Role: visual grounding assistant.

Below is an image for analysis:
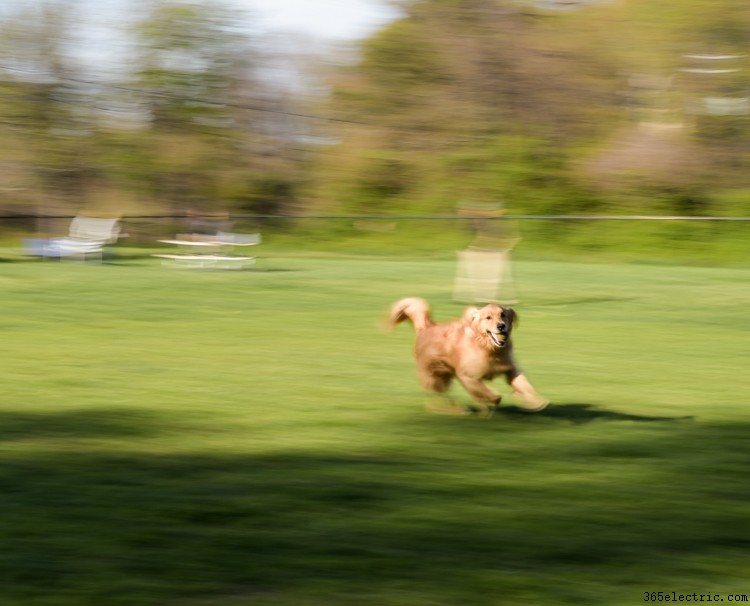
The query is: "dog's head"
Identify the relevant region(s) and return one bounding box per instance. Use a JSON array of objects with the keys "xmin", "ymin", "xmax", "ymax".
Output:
[{"xmin": 464, "ymin": 304, "xmax": 517, "ymax": 349}]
